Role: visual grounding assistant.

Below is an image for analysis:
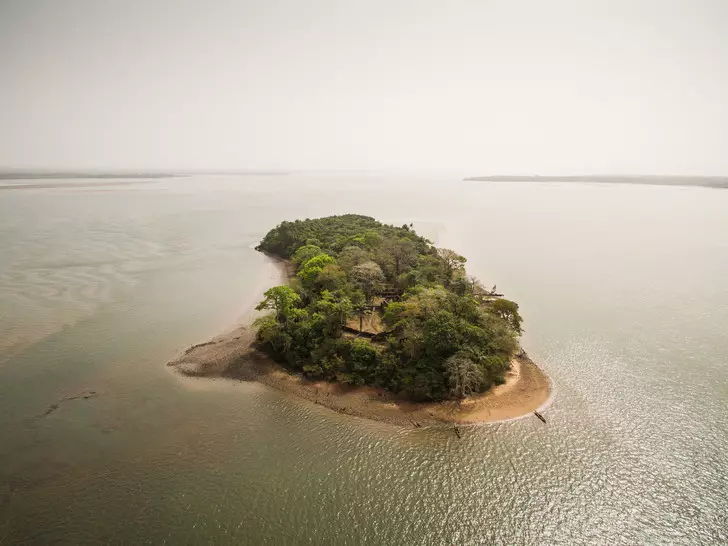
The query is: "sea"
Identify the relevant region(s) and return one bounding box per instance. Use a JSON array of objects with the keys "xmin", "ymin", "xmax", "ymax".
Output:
[{"xmin": 0, "ymin": 173, "xmax": 726, "ymax": 544}]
